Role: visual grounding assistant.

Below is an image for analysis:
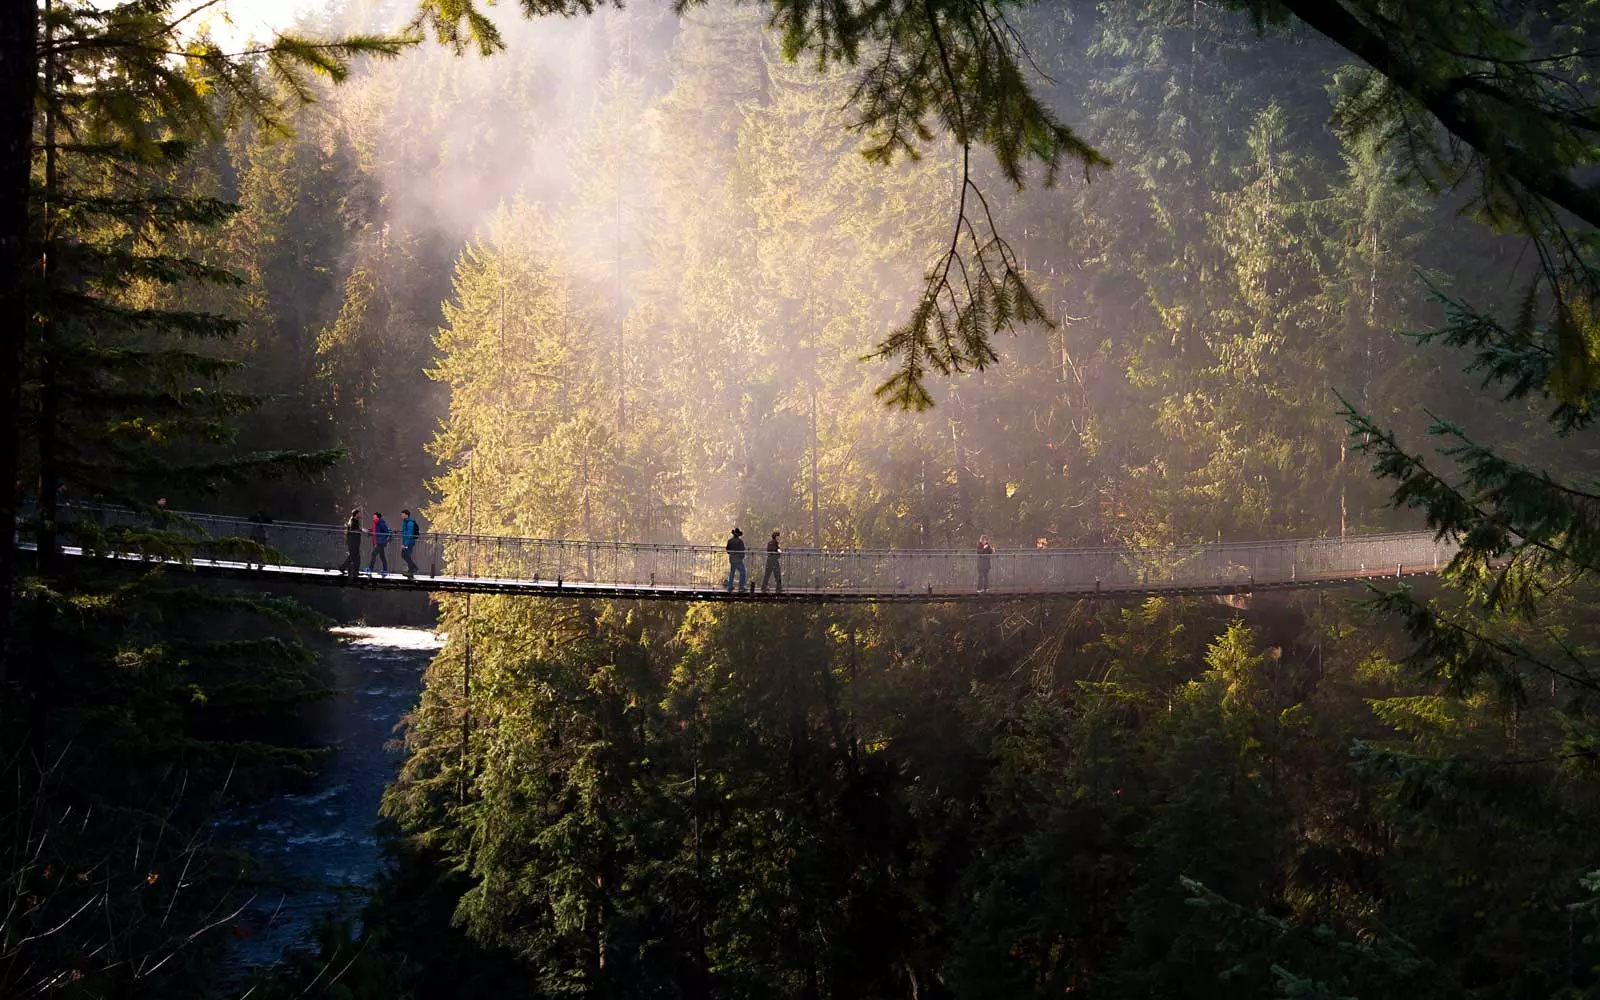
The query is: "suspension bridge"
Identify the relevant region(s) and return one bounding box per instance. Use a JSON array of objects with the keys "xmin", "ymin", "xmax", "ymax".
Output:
[{"xmin": 20, "ymin": 505, "xmax": 1457, "ymax": 604}]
